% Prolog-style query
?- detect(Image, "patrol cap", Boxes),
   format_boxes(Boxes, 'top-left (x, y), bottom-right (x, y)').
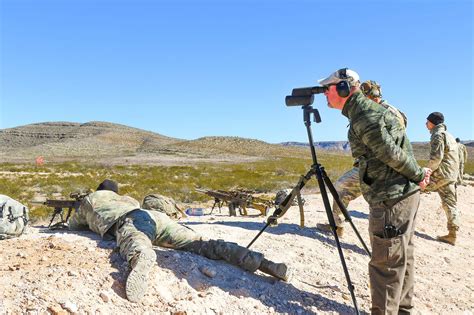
top-left (96, 179), bottom-right (119, 193)
top-left (318, 68), bottom-right (360, 87)
top-left (360, 80), bottom-right (382, 98)
top-left (427, 112), bottom-right (444, 125)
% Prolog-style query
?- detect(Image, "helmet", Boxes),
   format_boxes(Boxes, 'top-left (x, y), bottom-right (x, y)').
top-left (360, 80), bottom-right (382, 98)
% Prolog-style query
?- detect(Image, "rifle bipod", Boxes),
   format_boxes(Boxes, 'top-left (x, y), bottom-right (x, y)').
top-left (246, 105), bottom-right (371, 315)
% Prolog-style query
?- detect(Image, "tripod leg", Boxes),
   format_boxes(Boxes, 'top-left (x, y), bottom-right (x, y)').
top-left (296, 192), bottom-right (305, 227)
top-left (228, 203), bottom-right (237, 217)
top-left (313, 164), bottom-right (360, 314)
top-left (218, 201), bottom-right (223, 213)
top-left (242, 205), bottom-right (248, 216)
top-left (320, 167), bottom-right (371, 257)
top-left (247, 168), bottom-right (314, 249)
top-left (210, 200), bottom-right (217, 215)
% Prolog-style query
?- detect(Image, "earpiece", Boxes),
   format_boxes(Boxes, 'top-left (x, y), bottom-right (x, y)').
top-left (336, 68), bottom-right (351, 97)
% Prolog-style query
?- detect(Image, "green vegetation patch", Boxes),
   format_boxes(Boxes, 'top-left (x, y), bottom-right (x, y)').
top-left (1, 154), bottom-right (355, 219)
top-left (8, 153), bottom-right (469, 220)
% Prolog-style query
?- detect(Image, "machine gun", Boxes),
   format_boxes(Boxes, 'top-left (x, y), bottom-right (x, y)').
top-left (32, 191), bottom-right (90, 229)
top-left (196, 188), bottom-right (273, 217)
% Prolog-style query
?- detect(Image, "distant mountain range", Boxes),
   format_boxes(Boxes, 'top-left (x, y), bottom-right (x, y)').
top-left (280, 141), bottom-right (352, 151)
top-left (1, 121), bottom-right (472, 164)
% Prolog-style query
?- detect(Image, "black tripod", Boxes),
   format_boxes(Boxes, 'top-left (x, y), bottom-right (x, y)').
top-left (247, 105), bottom-right (371, 314)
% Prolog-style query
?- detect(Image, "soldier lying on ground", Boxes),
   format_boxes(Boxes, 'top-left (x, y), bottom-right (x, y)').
top-left (0, 194), bottom-right (29, 240)
top-left (68, 179), bottom-right (291, 302)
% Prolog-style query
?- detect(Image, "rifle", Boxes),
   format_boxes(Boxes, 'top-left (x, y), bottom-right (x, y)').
top-left (31, 191), bottom-right (90, 229)
top-left (196, 188), bottom-right (273, 217)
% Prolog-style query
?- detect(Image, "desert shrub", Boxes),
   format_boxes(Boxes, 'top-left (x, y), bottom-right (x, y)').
top-left (0, 154), bottom-right (366, 220)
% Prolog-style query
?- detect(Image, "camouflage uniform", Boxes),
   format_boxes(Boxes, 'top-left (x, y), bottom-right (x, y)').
top-left (343, 90), bottom-right (425, 314)
top-left (457, 142), bottom-right (468, 185)
top-left (331, 166), bottom-right (361, 228)
top-left (330, 98), bottom-right (407, 229)
top-left (142, 193), bottom-right (185, 220)
top-left (424, 123), bottom-right (460, 232)
top-left (69, 190), bottom-right (288, 301)
top-left (0, 195), bottom-right (29, 240)
top-left (115, 208), bottom-right (265, 269)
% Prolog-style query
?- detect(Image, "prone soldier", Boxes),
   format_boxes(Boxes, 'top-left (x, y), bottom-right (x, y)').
top-left (68, 180), bottom-right (291, 302)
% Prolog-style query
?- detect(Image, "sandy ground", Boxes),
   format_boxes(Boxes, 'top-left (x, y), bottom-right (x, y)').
top-left (1, 185), bottom-right (473, 315)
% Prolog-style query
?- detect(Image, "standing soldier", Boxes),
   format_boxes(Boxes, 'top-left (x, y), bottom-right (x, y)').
top-left (320, 68), bottom-right (430, 313)
top-left (69, 179), bottom-right (291, 303)
top-left (317, 80), bottom-right (407, 237)
top-left (455, 138), bottom-right (468, 185)
top-left (424, 112), bottom-right (460, 245)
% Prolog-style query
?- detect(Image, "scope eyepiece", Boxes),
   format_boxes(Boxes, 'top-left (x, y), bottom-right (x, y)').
top-left (291, 86), bottom-right (327, 97)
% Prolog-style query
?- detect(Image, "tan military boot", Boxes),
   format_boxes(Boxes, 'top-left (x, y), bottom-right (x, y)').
top-left (437, 229), bottom-right (457, 246)
top-left (126, 249), bottom-right (156, 302)
top-left (258, 258), bottom-right (292, 281)
top-left (316, 223), bottom-right (344, 238)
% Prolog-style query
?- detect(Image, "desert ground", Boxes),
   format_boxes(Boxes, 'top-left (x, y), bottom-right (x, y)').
top-left (1, 183), bottom-right (473, 315)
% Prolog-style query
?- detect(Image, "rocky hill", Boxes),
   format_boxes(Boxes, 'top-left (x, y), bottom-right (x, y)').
top-left (0, 121), bottom-right (179, 148)
top-left (1, 122), bottom-right (472, 164)
top-left (0, 122), bottom-right (179, 161)
top-left (0, 122), bottom-right (310, 164)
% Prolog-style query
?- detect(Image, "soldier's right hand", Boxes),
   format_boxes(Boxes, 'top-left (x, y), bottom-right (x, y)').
top-left (419, 168), bottom-right (432, 190)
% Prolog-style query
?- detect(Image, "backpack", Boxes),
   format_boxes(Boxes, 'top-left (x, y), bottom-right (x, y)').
top-left (0, 194), bottom-right (29, 239)
top-left (142, 194), bottom-right (185, 220)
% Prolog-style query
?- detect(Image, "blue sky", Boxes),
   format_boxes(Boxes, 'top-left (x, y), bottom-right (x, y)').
top-left (1, 0), bottom-right (472, 143)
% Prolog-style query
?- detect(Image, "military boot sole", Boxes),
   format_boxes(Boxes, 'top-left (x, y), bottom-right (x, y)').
top-left (126, 250), bottom-right (156, 302)
top-left (281, 267), bottom-right (293, 282)
top-left (267, 266), bottom-right (293, 282)
top-left (259, 259), bottom-right (292, 282)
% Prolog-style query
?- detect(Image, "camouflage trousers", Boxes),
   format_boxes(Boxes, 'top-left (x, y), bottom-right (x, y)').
top-left (368, 191), bottom-right (420, 314)
top-left (115, 209), bottom-right (264, 272)
top-left (457, 163), bottom-right (465, 185)
top-left (0, 218), bottom-right (27, 240)
top-left (425, 180), bottom-right (459, 231)
top-left (332, 167), bottom-right (362, 227)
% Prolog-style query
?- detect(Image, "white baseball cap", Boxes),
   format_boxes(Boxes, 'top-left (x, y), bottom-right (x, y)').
top-left (318, 68), bottom-right (360, 86)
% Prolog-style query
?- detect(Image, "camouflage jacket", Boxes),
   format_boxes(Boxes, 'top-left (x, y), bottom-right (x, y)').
top-left (427, 124), bottom-right (459, 184)
top-left (69, 190), bottom-right (140, 237)
top-left (458, 142), bottom-right (467, 165)
top-left (342, 90), bottom-right (425, 204)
